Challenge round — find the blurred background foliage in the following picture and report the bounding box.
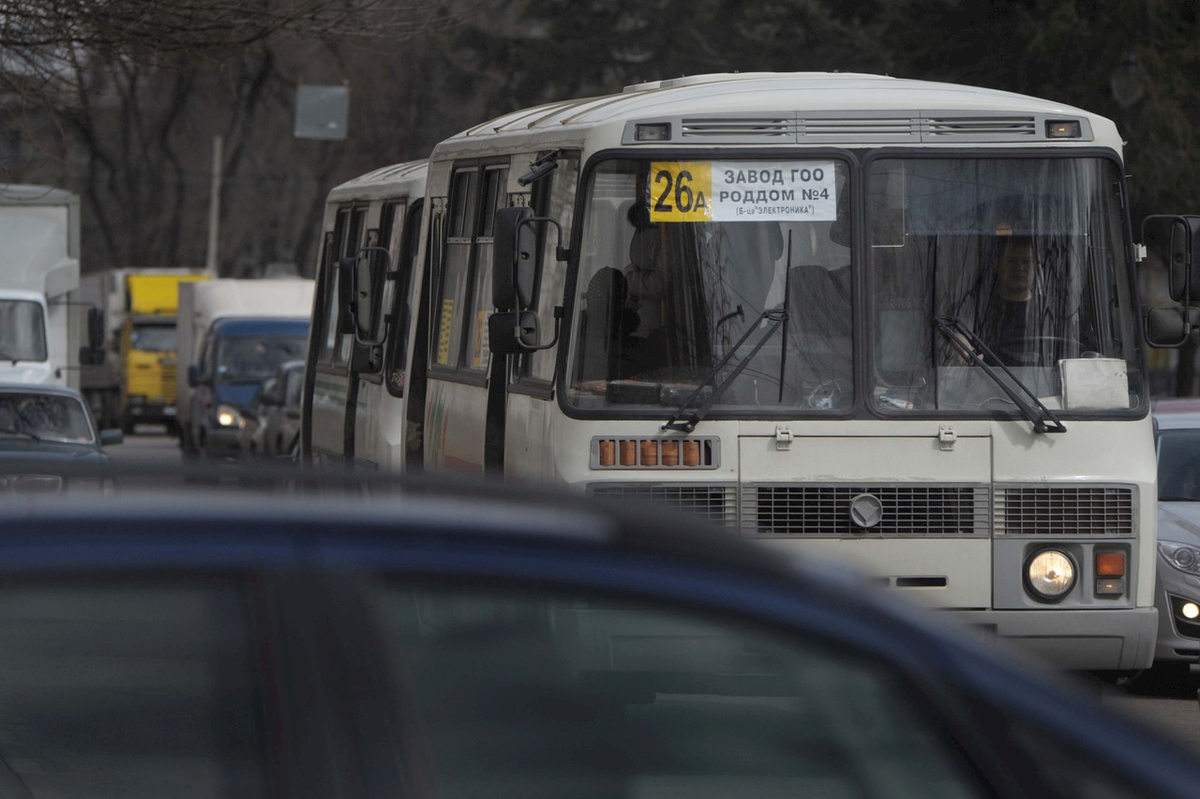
[1,0,1197,287]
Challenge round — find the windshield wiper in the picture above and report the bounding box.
[663,308,788,433]
[933,316,1066,434]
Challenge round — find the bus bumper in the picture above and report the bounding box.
[952,607,1157,672]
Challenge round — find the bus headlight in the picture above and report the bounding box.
[1160,542,1200,576]
[216,405,244,429]
[1026,549,1076,601]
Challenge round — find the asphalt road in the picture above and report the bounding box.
[109,428,1200,759]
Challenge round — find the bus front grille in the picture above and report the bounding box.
[742,484,989,537]
[587,483,737,528]
[995,485,1136,536]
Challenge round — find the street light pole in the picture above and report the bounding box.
[205,134,223,276]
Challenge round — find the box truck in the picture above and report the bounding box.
[0,185,101,389]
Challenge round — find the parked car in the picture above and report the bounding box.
[0,383,122,492]
[1140,402,1200,691]
[0,467,1195,797]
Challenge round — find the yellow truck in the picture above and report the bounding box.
[119,272,210,433]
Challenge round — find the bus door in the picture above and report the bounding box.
[309,205,365,466]
[426,164,508,476]
[503,153,578,483]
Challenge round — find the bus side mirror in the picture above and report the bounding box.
[78,345,104,366]
[87,306,104,349]
[493,206,536,311]
[1142,215,1200,303]
[346,246,393,348]
[77,306,106,365]
[1145,306,1200,348]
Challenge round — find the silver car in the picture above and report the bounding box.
[1143,403,1200,690]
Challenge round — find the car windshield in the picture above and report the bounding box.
[1158,428,1200,501]
[130,324,176,352]
[0,393,93,443]
[217,335,307,381]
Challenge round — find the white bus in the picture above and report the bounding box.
[304,160,427,467]
[305,72,1172,673]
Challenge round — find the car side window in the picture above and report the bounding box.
[366,581,989,798]
[0,577,268,796]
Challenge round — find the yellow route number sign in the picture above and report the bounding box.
[649,162,712,222]
[649,161,837,223]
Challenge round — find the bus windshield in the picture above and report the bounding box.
[868,156,1140,414]
[567,158,853,414]
[566,155,1141,418]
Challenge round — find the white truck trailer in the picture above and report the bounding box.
[175,278,314,453]
[0,185,98,389]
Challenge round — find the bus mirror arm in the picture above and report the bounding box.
[522,305,563,351]
[933,317,1066,434]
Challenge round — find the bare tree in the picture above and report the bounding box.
[0,1,476,56]
[0,0,491,275]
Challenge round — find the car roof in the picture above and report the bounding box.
[3,464,1200,793]
[1153,410,1200,431]
[0,466,788,576]
[0,383,87,401]
[211,317,309,336]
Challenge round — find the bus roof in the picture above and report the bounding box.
[327,159,428,204]
[435,72,1119,157]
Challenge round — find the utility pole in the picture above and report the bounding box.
[205,135,223,276]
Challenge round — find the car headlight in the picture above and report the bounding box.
[1026,549,1076,601]
[216,405,245,429]
[0,474,63,493]
[1159,542,1200,576]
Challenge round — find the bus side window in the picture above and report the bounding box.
[464,166,508,373]
[385,201,424,397]
[434,170,479,368]
[319,206,364,369]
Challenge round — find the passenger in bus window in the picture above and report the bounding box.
[622,219,670,375]
[979,235,1038,364]
[580,267,636,382]
[947,235,1044,367]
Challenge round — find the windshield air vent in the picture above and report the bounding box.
[800,117,917,141]
[926,116,1038,137]
[680,117,792,138]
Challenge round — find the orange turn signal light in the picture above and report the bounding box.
[1095,551,1126,577]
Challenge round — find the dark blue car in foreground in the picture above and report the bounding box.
[0,465,1197,797]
